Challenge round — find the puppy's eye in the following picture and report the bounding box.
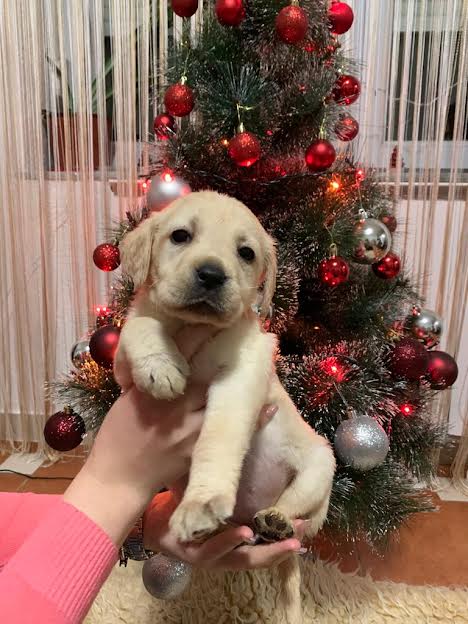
[170,229,192,244]
[238,246,255,262]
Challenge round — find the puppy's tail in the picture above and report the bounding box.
[278,554,302,624]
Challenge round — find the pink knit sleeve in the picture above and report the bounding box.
[0,496,118,623]
[0,492,62,567]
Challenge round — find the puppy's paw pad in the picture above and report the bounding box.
[170,494,233,543]
[254,507,294,542]
[132,353,189,400]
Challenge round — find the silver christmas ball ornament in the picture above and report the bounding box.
[405,306,443,348]
[334,415,390,471]
[71,339,91,369]
[147,171,191,212]
[142,554,192,600]
[353,216,392,265]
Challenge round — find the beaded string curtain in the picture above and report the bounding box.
[0,2,466,484]
[0,0,173,452]
[343,0,467,486]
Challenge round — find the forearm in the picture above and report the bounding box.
[63,466,163,548]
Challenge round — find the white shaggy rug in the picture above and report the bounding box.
[86,557,468,624]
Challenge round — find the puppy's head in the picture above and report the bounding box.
[120,191,276,327]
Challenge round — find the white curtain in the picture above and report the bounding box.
[0,2,467,470]
[0,0,169,452]
[345,0,467,447]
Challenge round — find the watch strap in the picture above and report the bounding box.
[119,516,154,566]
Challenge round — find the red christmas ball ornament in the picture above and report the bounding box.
[426,351,458,390]
[388,337,429,381]
[89,325,120,369]
[228,131,261,167]
[305,139,336,172]
[372,252,401,280]
[215,0,245,26]
[328,1,354,35]
[275,5,309,45]
[333,74,361,105]
[381,214,397,233]
[164,82,195,117]
[93,243,120,272]
[171,0,198,18]
[335,114,359,141]
[318,256,349,287]
[44,408,86,452]
[153,113,176,140]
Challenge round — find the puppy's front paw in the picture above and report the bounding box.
[169,494,234,543]
[131,352,189,400]
[254,507,295,542]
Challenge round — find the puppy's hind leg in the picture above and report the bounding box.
[254,437,335,542]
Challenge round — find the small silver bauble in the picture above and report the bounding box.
[405,306,443,348]
[70,339,91,369]
[142,554,192,600]
[147,171,191,212]
[334,415,390,471]
[353,216,392,265]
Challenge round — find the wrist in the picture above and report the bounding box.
[64,467,155,547]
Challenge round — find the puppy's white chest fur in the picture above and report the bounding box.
[187,315,275,385]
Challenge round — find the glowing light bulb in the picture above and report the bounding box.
[355,168,365,183]
[399,403,414,416]
[162,170,174,183]
[329,179,341,192]
[319,356,347,381]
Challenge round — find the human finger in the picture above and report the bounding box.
[292,519,308,542]
[256,405,278,431]
[186,526,254,564]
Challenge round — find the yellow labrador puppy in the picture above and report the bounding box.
[115,190,335,556]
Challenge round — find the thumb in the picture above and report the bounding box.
[256,405,278,431]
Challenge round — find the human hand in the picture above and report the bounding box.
[144,491,306,570]
[64,325,213,544]
[64,324,277,546]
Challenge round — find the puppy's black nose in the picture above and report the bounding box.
[196,263,226,290]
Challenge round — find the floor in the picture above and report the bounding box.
[1,452,467,588]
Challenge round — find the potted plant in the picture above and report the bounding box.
[45,55,114,171]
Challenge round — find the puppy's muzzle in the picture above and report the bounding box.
[195,263,227,291]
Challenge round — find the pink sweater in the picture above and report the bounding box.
[0,492,118,623]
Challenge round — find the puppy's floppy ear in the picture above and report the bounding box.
[120,214,160,288]
[259,234,277,317]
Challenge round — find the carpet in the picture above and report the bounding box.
[86,556,468,624]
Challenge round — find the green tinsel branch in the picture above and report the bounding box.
[326,461,435,550]
[48,360,121,433]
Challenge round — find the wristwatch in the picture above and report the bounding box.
[119,516,155,566]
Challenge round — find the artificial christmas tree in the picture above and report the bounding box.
[49,0,455,562]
